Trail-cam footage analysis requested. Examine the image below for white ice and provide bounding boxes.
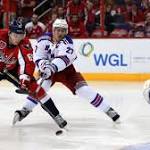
[0,80,150,150]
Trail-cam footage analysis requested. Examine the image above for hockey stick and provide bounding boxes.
[3,64,67,134]
[3,69,56,114]
[34,77,45,95]
[2,69,28,94]
[3,69,20,85]
[34,78,68,135]
[9,74,68,134]
[2,53,67,134]
[3,68,44,97]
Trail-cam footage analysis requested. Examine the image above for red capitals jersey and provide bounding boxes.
[0,29,35,77]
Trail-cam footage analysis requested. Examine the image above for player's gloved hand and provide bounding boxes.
[38,60,55,79]
[143,80,150,104]
[19,74,31,89]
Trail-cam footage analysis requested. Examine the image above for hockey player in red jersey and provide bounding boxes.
[0,19,67,129]
[14,19,120,124]
[0,28,32,94]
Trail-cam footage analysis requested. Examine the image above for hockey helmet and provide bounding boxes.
[52,19,68,34]
[9,19,26,34]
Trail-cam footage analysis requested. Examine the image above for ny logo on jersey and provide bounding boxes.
[45,45,51,54]
[0,40,6,49]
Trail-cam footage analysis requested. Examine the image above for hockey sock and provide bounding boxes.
[23,96,38,111]
[76,85,110,112]
[40,96,59,117]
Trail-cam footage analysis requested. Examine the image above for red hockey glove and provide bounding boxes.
[19,74,31,89]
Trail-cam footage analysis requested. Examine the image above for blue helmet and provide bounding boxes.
[9,19,25,34]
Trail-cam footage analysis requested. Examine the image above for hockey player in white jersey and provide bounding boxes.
[13,19,120,124]
[143,80,150,104]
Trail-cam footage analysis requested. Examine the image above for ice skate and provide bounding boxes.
[106,107,120,123]
[53,114,67,128]
[12,107,31,125]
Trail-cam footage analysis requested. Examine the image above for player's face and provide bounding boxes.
[32,14,38,25]
[9,32,25,45]
[53,27,67,41]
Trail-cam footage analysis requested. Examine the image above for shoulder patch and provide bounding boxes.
[0,40,6,49]
[65,35,73,44]
[23,43,32,50]
[44,32,52,37]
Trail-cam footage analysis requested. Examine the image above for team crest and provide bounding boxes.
[22,44,32,50]
[0,40,6,49]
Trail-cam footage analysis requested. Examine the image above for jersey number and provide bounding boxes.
[66,47,73,54]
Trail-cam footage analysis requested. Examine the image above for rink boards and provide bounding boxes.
[30,38,150,81]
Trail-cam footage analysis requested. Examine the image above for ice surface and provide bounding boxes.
[0,80,150,150]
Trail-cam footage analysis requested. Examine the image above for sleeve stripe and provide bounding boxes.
[57,56,70,66]
[18,49,26,74]
[35,59,42,67]
[51,63,58,72]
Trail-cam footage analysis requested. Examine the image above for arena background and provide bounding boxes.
[0,1,150,150]
[2,0,147,81]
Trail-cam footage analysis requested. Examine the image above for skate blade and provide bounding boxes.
[12,113,20,125]
[63,126,69,132]
[114,118,121,124]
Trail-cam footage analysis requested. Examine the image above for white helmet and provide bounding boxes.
[52,19,68,34]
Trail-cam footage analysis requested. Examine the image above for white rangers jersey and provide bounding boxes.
[34,33,77,72]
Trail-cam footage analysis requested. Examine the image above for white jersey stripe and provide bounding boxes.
[18,49,25,75]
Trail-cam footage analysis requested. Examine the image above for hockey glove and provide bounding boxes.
[19,74,31,89]
[38,60,56,79]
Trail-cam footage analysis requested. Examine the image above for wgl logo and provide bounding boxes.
[93,53,128,66]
